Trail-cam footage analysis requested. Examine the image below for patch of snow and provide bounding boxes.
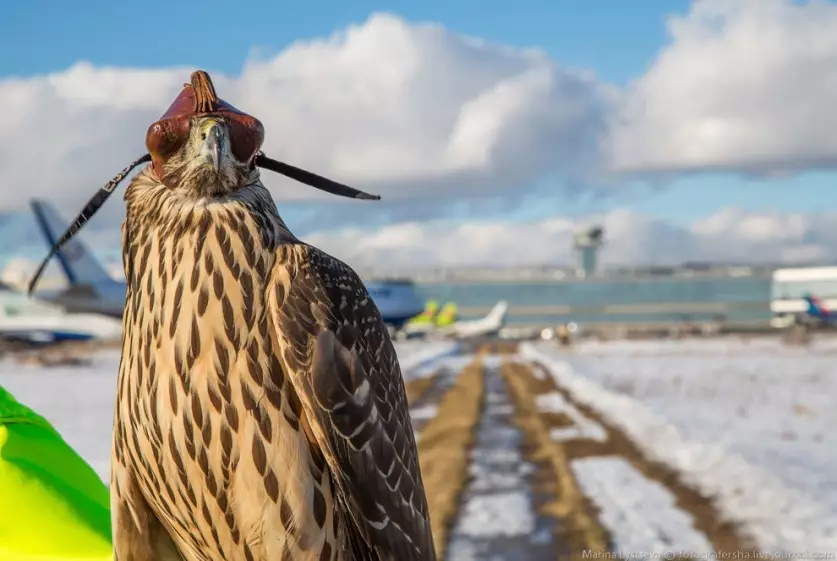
[409,404,437,423]
[446,360,553,561]
[571,335,837,357]
[571,455,714,555]
[397,341,461,381]
[534,391,608,443]
[454,491,535,538]
[521,341,837,554]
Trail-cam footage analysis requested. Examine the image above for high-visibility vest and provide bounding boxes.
[0,385,112,561]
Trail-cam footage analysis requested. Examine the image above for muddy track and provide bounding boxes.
[405,371,443,406]
[503,359,610,560]
[445,355,560,560]
[413,353,487,559]
[520,359,758,555]
[405,345,775,559]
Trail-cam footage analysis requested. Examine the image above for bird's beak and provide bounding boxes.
[200,119,225,172]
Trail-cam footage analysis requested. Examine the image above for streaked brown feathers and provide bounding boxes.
[112,167,434,561]
[267,246,436,560]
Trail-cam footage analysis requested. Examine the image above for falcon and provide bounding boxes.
[29,70,436,561]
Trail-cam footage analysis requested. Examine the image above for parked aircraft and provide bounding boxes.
[0,280,121,344]
[800,294,837,327]
[400,300,507,340]
[435,300,508,340]
[29,199,126,318]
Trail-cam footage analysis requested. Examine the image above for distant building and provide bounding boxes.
[573,226,604,279]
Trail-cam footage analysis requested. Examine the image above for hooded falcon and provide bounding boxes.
[35,71,436,560]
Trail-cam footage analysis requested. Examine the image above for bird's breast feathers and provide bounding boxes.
[115,176,342,560]
[114,171,434,560]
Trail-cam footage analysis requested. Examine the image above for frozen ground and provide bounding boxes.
[0,341,458,481]
[523,337,837,554]
[446,358,555,561]
[535,391,607,443]
[571,456,714,555]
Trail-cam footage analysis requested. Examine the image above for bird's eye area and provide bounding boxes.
[146,119,189,160]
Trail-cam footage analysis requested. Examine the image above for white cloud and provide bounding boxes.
[0,13,610,224]
[4,3,837,272]
[4,1,837,217]
[604,0,837,175]
[3,207,836,284]
[305,207,837,269]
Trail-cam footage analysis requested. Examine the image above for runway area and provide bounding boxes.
[2,337,836,560]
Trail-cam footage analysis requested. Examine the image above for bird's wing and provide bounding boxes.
[266,243,436,561]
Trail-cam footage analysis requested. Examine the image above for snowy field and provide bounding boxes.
[0,341,458,481]
[523,336,837,554]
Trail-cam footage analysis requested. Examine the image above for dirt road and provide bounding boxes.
[403,344,756,560]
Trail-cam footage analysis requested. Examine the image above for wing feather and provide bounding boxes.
[266,243,436,560]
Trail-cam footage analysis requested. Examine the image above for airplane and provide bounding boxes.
[0,280,122,345]
[29,199,127,318]
[399,300,507,340]
[363,278,426,331]
[799,294,837,328]
[436,300,507,340]
[28,199,427,328]
[401,300,460,338]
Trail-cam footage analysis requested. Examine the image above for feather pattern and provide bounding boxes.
[111,166,434,561]
[267,244,437,560]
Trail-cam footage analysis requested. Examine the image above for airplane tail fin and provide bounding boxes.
[485,301,508,324]
[806,294,829,317]
[435,302,458,327]
[29,199,114,287]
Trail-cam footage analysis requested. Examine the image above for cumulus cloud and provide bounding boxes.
[604,0,837,175]
[304,207,837,269]
[0,13,610,225]
[4,1,837,216]
[3,207,835,285]
[4,3,837,273]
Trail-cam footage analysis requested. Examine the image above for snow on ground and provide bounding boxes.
[522,338,837,554]
[395,340,461,381]
[571,456,714,555]
[0,341,458,481]
[535,391,607,443]
[572,335,837,356]
[446,360,554,561]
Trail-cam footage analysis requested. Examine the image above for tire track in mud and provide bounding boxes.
[515,359,757,556]
[411,352,487,559]
[405,360,469,439]
[503,359,610,560]
[444,353,560,561]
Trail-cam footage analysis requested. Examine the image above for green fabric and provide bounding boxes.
[0,385,112,561]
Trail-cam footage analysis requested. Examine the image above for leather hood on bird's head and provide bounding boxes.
[145,70,264,178]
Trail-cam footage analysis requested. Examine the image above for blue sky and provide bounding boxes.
[2,0,837,269]
[3,0,830,225]
[3,0,685,83]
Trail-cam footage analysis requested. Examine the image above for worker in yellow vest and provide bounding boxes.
[0,385,112,561]
[434,302,458,327]
[407,300,440,326]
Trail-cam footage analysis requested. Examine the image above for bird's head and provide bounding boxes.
[26,69,381,297]
[145,70,264,197]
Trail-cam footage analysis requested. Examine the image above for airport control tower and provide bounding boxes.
[573,226,604,279]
